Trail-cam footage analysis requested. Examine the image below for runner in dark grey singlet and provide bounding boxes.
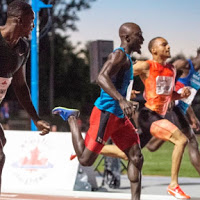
[0,0,50,192]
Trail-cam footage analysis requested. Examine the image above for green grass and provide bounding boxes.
[94,135,200,177]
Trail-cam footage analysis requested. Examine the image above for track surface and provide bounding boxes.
[0,193,127,200]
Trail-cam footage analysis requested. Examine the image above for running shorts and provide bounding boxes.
[85,106,140,154]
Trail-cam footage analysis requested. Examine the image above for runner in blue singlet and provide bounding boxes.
[52,22,144,200]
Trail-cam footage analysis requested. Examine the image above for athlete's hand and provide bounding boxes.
[131,90,140,100]
[191,117,200,132]
[180,87,191,98]
[36,120,50,136]
[119,98,138,118]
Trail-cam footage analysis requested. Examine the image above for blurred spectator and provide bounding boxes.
[0,101,10,130]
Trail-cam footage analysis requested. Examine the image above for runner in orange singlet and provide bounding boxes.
[101,37,192,199]
[134,37,191,199]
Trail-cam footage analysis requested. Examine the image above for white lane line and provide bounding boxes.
[1,192,174,200]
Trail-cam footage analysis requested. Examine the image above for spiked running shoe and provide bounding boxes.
[52,107,80,121]
[167,185,191,199]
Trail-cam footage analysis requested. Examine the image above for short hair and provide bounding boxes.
[7,0,33,18]
[148,37,163,53]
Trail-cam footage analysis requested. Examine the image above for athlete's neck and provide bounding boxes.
[120,45,132,55]
[0,25,20,47]
[152,55,167,66]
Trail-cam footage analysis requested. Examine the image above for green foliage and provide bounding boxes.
[39,0,96,33]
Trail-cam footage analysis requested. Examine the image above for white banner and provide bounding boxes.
[2,131,79,194]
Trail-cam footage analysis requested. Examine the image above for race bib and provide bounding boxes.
[156,76,174,95]
[0,77,12,103]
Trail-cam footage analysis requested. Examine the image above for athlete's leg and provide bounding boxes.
[111,117,142,200]
[145,136,165,152]
[182,127,200,175]
[100,144,128,160]
[170,106,200,175]
[52,107,99,166]
[0,124,6,193]
[168,130,188,187]
[124,144,143,200]
[150,119,188,188]
[68,116,99,166]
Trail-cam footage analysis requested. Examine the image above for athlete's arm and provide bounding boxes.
[96,50,135,118]
[187,106,200,131]
[171,87,191,100]
[97,50,127,100]
[133,60,149,77]
[173,59,188,70]
[12,64,50,135]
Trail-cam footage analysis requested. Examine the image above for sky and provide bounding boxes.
[67,0,200,59]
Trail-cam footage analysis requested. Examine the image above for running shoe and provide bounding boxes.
[52,107,80,121]
[167,185,191,199]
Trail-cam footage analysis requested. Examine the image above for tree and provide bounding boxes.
[37,0,98,117]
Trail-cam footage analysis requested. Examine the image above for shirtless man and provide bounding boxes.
[0,0,50,192]
[52,22,144,200]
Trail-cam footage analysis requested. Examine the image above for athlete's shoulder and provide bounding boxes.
[111,48,127,63]
[172,59,188,70]
[145,60,154,65]
[133,60,149,76]
[112,47,126,57]
[135,60,149,68]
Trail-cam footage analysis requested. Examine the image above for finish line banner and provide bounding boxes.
[2,131,79,194]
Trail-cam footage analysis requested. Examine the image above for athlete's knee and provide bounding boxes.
[179,135,188,145]
[128,153,143,183]
[172,129,188,145]
[79,160,92,166]
[129,149,143,170]
[188,134,198,146]
[78,155,97,167]
[174,135,188,150]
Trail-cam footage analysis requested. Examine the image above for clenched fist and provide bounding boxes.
[36,120,50,136]
[180,87,191,99]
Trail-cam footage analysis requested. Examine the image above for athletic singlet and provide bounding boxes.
[94,47,133,118]
[175,59,200,113]
[142,60,175,116]
[0,32,29,77]
[0,77,12,104]
[0,32,29,105]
